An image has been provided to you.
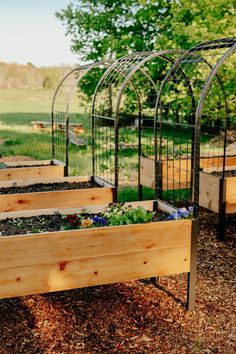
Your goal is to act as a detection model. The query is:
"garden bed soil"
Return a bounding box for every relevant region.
[0,181,101,195]
[0,155,35,163]
[0,207,234,353]
[0,209,168,236]
[0,163,54,169]
[212,170,236,177]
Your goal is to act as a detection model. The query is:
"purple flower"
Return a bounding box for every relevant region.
[167,212,181,220]
[92,216,107,226]
[188,206,194,213]
[177,207,189,218]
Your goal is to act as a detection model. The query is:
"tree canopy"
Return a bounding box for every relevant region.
[56,0,235,61]
[56,0,173,61]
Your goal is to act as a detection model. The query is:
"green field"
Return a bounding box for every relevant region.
[0,87,216,202]
[0,88,93,174]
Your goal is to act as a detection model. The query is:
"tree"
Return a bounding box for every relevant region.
[56,0,173,61]
[168,0,235,49]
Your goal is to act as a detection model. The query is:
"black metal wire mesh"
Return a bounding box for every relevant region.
[51,62,110,174]
[155,37,236,210]
[92,50,182,199]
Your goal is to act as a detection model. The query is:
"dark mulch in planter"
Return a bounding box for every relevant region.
[1,162,54,169]
[0,208,235,353]
[0,181,102,195]
[0,210,167,236]
[211,170,236,177]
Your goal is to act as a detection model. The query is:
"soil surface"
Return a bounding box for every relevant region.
[0,155,35,163]
[4,162,54,169]
[0,208,235,353]
[0,181,101,195]
[212,170,236,177]
[0,210,167,236]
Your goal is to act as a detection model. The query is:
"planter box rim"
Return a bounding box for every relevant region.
[0,218,193,239]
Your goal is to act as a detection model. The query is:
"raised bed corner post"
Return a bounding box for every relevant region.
[218,178,226,240]
[187,219,198,311]
[114,110,119,203]
[138,96,143,201]
[65,116,69,177]
[218,93,230,240]
[51,111,55,161]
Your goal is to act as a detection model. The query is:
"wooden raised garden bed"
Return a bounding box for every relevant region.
[140,155,236,192]
[0,176,114,217]
[199,171,236,214]
[0,159,65,185]
[0,200,197,310]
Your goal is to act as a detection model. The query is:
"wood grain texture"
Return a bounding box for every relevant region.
[0,187,114,212]
[0,219,191,298]
[199,172,220,213]
[0,165,65,182]
[0,199,155,220]
[225,176,236,213]
[140,156,236,190]
[140,157,155,189]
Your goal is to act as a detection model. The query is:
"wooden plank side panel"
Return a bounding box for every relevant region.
[0,247,190,299]
[140,157,155,189]
[140,157,191,190]
[0,219,192,269]
[0,187,114,212]
[0,199,155,220]
[201,156,236,170]
[199,172,220,212]
[162,160,191,191]
[140,156,236,191]
[225,176,236,214]
[0,165,65,182]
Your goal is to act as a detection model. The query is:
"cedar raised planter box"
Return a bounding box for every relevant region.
[199,172,236,214]
[140,156,236,191]
[141,155,236,215]
[0,201,196,310]
[0,159,65,185]
[0,176,114,217]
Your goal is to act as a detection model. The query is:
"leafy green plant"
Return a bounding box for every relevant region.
[123,206,154,224]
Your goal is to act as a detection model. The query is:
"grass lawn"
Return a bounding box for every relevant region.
[0,88,93,175]
[0,87,216,200]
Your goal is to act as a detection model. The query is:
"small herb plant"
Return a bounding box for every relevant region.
[63,203,193,231]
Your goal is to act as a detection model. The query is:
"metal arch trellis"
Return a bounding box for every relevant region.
[194,38,236,238]
[51,61,111,175]
[92,50,183,201]
[154,37,236,229]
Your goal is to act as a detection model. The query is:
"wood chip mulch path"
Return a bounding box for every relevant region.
[0,209,235,353]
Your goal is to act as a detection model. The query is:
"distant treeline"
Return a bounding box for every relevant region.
[0,62,72,89]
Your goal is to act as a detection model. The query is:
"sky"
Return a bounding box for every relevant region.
[0,0,80,67]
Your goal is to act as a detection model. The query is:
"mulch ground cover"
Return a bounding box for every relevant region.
[0,208,235,353]
[1,164,53,169]
[0,181,101,195]
[212,170,236,177]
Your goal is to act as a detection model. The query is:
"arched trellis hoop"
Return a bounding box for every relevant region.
[51,61,111,175]
[154,37,236,228]
[92,50,183,201]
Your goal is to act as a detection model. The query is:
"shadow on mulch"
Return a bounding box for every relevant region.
[0,207,235,353]
[0,297,43,354]
[38,278,197,353]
